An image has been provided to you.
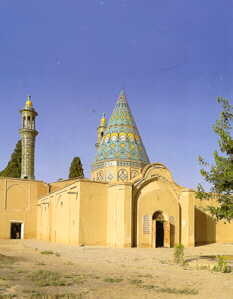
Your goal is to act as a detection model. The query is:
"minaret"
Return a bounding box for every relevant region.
[19,96,38,180]
[96,113,107,149]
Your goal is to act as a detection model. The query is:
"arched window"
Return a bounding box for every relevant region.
[23,116,26,128]
[32,117,35,129]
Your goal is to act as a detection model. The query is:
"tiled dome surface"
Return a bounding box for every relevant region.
[95,91,150,164]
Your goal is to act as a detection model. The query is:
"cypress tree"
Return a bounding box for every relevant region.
[0,140,22,178]
[69,157,84,179]
[197,97,233,221]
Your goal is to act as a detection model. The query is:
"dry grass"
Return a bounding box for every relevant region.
[40,250,55,255]
[128,279,143,285]
[157,287,198,295]
[139,285,198,295]
[29,270,68,287]
[0,254,16,265]
[104,277,123,283]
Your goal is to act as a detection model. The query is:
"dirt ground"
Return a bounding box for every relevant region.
[1,240,233,298]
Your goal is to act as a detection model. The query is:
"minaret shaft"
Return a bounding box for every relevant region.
[19,96,38,180]
[20,130,37,179]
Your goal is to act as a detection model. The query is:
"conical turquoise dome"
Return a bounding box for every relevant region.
[95,91,150,165]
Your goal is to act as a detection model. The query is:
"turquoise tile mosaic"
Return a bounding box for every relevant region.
[95,90,150,165]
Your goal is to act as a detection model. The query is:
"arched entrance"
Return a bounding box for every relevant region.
[133,171,180,248]
[152,211,171,248]
[153,211,164,247]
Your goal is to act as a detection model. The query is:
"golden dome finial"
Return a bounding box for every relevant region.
[26,95,32,107]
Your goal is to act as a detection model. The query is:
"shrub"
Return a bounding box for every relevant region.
[212,256,232,273]
[174,244,184,264]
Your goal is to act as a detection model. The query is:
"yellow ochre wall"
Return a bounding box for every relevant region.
[0,178,48,239]
[107,183,133,248]
[195,198,233,245]
[179,189,195,247]
[37,180,108,246]
[49,178,79,193]
[38,182,81,244]
[38,183,80,244]
[79,181,108,245]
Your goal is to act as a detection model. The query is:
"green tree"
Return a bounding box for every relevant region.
[68,157,84,179]
[197,97,233,221]
[0,140,22,178]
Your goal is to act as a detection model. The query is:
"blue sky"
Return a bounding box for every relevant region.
[0,0,232,187]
